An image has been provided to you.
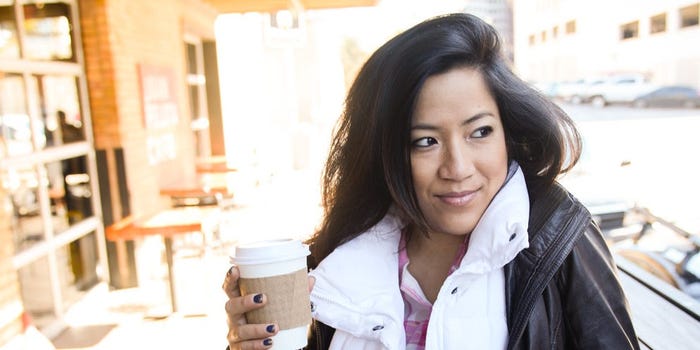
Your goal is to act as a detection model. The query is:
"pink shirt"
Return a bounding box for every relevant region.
[398,230,469,350]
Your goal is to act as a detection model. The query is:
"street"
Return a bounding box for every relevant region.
[558,103,700,232]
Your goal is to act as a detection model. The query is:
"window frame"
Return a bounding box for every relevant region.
[565,20,576,34]
[650,12,667,34]
[679,3,700,29]
[620,20,640,40]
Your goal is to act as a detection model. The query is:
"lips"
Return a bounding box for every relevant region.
[436,189,478,206]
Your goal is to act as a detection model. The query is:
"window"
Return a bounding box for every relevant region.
[22,2,75,61]
[184,38,210,158]
[40,75,85,147]
[0,74,30,157]
[650,13,666,34]
[552,26,559,39]
[620,21,639,40]
[565,20,576,34]
[0,5,20,59]
[541,30,547,42]
[1,0,98,333]
[679,3,699,28]
[528,34,535,45]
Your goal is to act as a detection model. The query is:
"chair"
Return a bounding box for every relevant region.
[209,192,238,250]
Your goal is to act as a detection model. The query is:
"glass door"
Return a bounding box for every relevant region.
[0,0,103,334]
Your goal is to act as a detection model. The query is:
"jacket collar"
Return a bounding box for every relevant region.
[309,214,405,349]
[309,163,531,347]
[456,162,530,275]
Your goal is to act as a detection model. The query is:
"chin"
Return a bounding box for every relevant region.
[447,218,478,235]
[432,222,475,238]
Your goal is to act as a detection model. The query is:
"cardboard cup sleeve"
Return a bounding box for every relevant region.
[239,268,311,330]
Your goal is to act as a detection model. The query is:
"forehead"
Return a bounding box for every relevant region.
[412,67,498,124]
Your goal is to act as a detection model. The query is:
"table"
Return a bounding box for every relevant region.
[105,206,218,313]
[159,173,233,206]
[616,256,700,349]
[195,155,238,174]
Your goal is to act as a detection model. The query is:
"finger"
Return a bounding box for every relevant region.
[227,323,276,349]
[223,266,241,299]
[228,338,274,350]
[225,293,267,319]
[232,323,278,343]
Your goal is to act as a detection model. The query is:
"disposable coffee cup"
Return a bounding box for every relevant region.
[231,239,311,349]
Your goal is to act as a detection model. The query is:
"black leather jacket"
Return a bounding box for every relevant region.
[308,183,640,349]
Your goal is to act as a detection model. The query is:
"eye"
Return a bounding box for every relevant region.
[412,136,438,148]
[470,126,493,138]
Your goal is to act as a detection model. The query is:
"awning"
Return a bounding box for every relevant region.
[202,0,379,13]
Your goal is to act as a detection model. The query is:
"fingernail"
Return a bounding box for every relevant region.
[253,293,263,303]
[263,338,272,346]
[226,266,234,276]
[266,324,275,333]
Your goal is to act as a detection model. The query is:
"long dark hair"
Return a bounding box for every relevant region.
[307,13,581,264]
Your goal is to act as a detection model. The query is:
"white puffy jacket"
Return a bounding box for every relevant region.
[309,166,530,349]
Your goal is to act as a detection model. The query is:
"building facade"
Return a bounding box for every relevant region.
[463,0,514,63]
[0,0,221,343]
[0,0,377,346]
[513,0,700,87]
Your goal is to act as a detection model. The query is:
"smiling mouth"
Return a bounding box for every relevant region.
[437,190,478,206]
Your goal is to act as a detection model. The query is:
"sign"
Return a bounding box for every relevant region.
[138,64,179,130]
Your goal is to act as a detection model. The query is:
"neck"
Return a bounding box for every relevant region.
[405,228,468,302]
[409,229,465,256]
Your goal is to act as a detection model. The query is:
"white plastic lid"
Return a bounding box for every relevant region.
[231,239,310,266]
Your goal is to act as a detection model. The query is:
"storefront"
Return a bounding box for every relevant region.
[0,0,223,341]
[0,0,103,340]
[0,0,377,345]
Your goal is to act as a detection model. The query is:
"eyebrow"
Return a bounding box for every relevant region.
[410,112,495,130]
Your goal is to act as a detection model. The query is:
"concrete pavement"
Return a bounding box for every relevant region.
[51,238,233,349]
[50,170,322,349]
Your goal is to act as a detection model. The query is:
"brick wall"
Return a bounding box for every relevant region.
[79,0,218,218]
[0,187,23,346]
[0,0,219,344]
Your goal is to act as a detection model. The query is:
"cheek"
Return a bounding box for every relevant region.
[410,157,434,193]
[480,151,507,172]
[480,140,509,180]
[484,161,508,186]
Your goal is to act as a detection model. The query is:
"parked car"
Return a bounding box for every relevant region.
[585,74,657,107]
[556,77,606,104]
[530,81,559,99]
[632,85,700,108]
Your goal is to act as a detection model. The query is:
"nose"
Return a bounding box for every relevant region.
[438,140,474,181]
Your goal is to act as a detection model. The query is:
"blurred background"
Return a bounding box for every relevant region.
[1,0,699,349]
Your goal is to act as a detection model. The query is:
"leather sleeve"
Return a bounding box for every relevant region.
[556,222,640,349]
[306,320,335,350]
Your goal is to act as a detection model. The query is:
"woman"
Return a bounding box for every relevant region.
[223,13,639,349]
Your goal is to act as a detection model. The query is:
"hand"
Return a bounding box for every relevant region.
[222,266,278,349]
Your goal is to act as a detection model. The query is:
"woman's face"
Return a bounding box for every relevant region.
[410,66,508,238]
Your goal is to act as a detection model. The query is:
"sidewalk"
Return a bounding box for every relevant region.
[51,170,322,349]
[51,252,231,349]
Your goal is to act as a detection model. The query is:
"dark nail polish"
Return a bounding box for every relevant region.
[266,324,275,333]
[226,266,234,276]
[263,338,273,346]
[253,293,263,303]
